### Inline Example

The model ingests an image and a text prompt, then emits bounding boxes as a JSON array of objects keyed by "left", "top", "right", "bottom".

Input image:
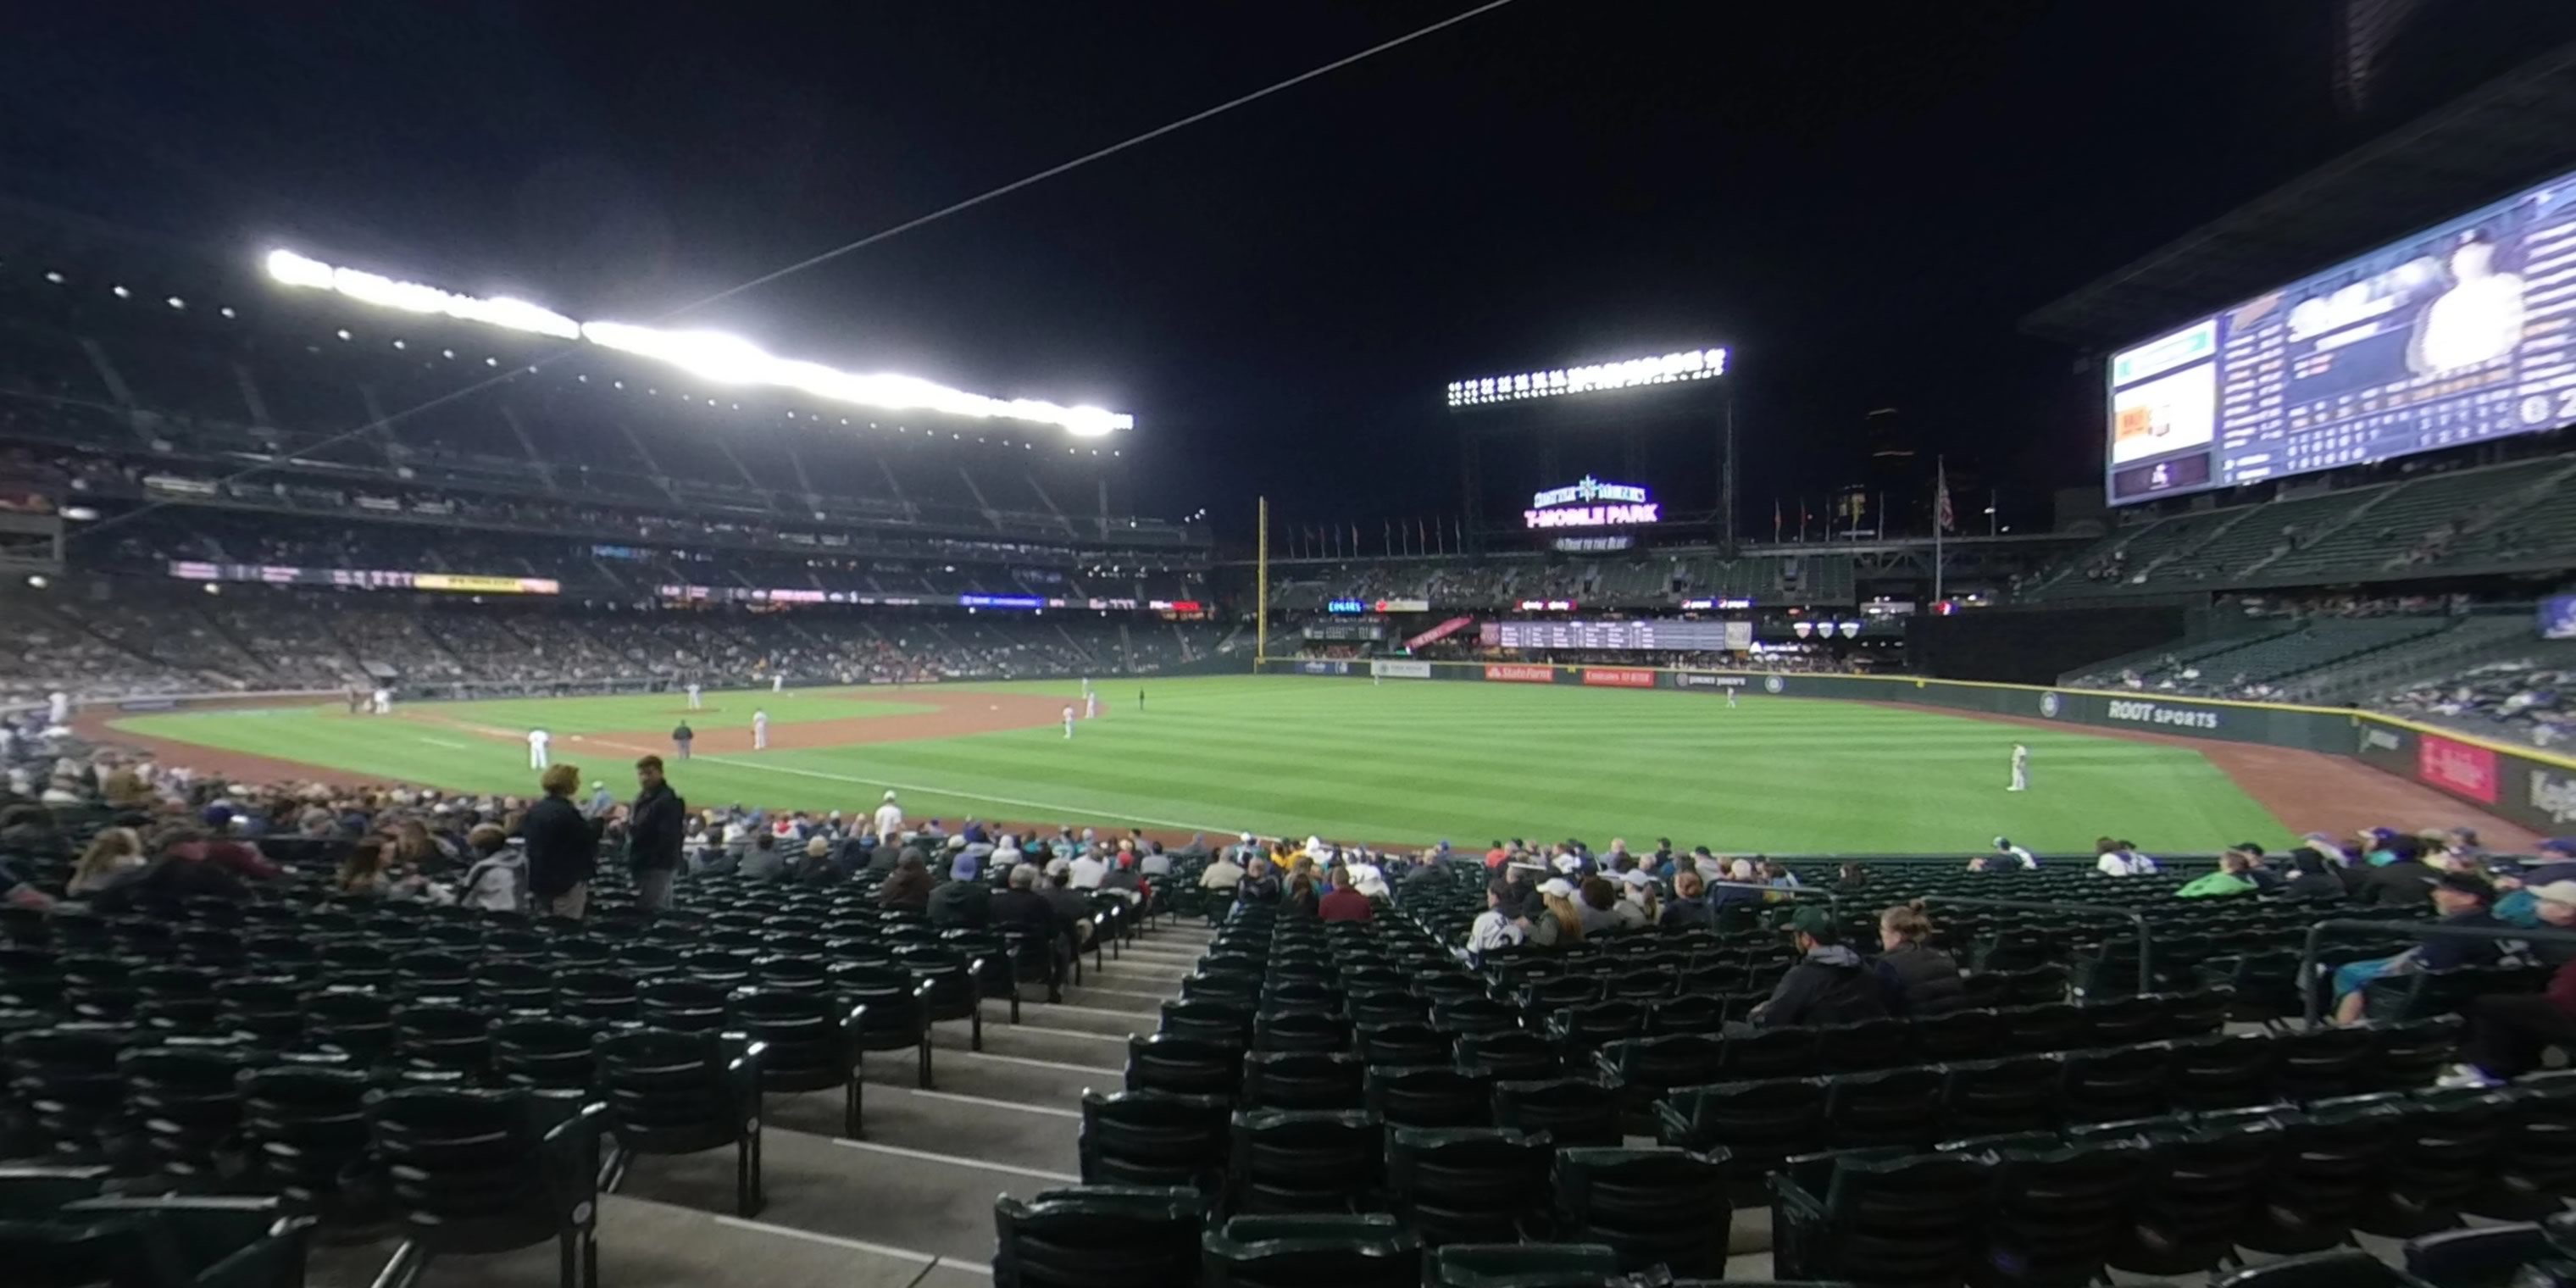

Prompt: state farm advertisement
[
  {"left": 2418, "top": 734, "right": 2501, "bottom": 804},
  {"left": 1581, "top": 668, "right": 1657, "bottom": 689},
  {"left": 1484, "top": 664, "right": 1555, "bottom": 684}
]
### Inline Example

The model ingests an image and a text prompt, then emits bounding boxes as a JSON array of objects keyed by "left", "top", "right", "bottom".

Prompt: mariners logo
[
  {"left": 1763, "top": 676, "right": 1785, "bottom": 694},
  {"left": 2040, "top": 692, "right": 2062, "bottom": 719}
]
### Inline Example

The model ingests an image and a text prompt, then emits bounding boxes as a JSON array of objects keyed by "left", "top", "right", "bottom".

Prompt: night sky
[{"left": 3, "top": 2, "right": 2564, "bottom": 543}]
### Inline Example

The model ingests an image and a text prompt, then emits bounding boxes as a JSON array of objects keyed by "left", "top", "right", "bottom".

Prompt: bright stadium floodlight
[
  {"left": 265, "top": 247, "right": 1132, "bottom": 436},
  {"left": 1446, "top": 347, "right": 1728, "bottom": 408}
]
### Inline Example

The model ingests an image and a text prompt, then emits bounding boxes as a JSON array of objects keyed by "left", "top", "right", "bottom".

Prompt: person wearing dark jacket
[
  {"left": 2333, "top": 872, "right": 2504, "bottom": 1023},
  {"left": 2451, "top": 880, "right": 2576, "bottom": 1082},
  {"left": 625, "top": 756, "right": 686, "bottom": 911},
  {"left": 2361, "top": 837, "right": 2440, "bottom": 907},
  {"left": 929, "top": 853, "right": 993, "bottom": 928},
  {"left": 1750, "top": 906, "right": 1888, "bottom": 1029},
  {"left": 1660, "top": 870, "right": 1714, "bottom": 928},
  {"left": 522, "top": 763, "right": 602, "bottom": 919},
  {"left": 878, "top": 854, "right": 933, "bottom": 911},
  {"left": 1874, "top": 904, "right": 1965, "bottom": 1017},
  {"left": 2282, "top": 848, "right": 2346, "bottom": 899},
  {"left": 991, "top": 863, "right": 1063, "bottom": 1002}
]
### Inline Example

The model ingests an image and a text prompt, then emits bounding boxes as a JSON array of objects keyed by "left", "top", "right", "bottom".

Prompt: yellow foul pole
[{"left": 1255, "top": 496, "right": 1269, "bottom": 667}]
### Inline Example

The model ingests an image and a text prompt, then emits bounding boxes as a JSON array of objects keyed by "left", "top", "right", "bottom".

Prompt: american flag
[{"left": 1935, "top": 459, "right": 1955, "bottom": 534}]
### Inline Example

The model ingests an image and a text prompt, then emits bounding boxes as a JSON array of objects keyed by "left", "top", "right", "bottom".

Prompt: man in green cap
[{"left": 1747, "top": 904, "right": 1889, "bottom": 1029}]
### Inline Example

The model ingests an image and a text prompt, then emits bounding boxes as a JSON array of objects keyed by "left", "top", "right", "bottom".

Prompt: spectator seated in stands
[
  {"left": 1319, "top": 865, "right": 1372, "bottom": 922},
  {"left": 2449, "top": 880, "right": 2576, "bottom": 1085},
  {"left": 929, "top": 850, "right": 991, "bottom": 927},
  {"left": 2283, "top": 847, "right": 2346, "bottom": 898},
  {"left": 2176, "top": 850, "right": 2258, "bottom": 898},
  {"left": 65, "top": 825, "right": 145, "bottom": 899},
  {"left": 877, "top": 852, "right": 931, "bottom": 911},
  {"left": 1529, "top": 877, "right": 1584, "bottom": 948},
  {"left": 1874, "top": 903, "right": 1964, "bottom": 1017},
  {"left": 2332, "top": 872, "right": 2502, "bottom": 1024},
  {"left": 2496, "top": 836, "right": 2576, "bottom": 928},
  {"left": 1746, "top": 905, "right": 1886, "bottom": 1030},
  {"left": 1660, "top": 869, "right": 1712, "bottom": 927},
  {"left": 2360, "top": 833, "right": 2442, "bottom": 905},
  {"left": 991, "top": 863, "right": 1064, "bottom": 1002},
  {"left": 1040, "top": 860, "right": 1095, "bottom": 947},
  {"left": 455, "top": 825, "right": 526, "bottom": 913},
  {"left": 1574, "top": 874, "right": 1629, "bottom": 935},
  {"left": 1462, "top": 879, "right": 1526, "bottom": 963}
]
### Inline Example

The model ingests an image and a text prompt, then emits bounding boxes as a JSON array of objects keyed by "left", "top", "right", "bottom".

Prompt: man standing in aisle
[
  {"left": 686, "top": 682, "right": 702, "bottom": 711},
  {"left": 672, "top": 720, "right": 693, "bottom": 760},
  {"left": 752, "top": 709, "right": 769, "bottom": 751},
  {"left": 873, "top": 791, "right": 903, "bottom": 841},
  {"left": 2007, "top": 743, "right": 2029, "bottom": 792},
  {"left": 526, "top": 727, "right": 552, "bottom": 770},
  {"left": 628, "top": 754, "right": 686, "bottom": 912}
]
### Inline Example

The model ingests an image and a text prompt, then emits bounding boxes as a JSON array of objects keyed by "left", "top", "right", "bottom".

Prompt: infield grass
[{"left": 109, "top": 676, "right": 2287, "bottom": 854}]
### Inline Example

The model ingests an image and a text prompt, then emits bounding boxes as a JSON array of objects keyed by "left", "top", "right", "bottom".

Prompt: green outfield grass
[{"left": 110, "top": 676, "right": 2287, "bottom": 854}]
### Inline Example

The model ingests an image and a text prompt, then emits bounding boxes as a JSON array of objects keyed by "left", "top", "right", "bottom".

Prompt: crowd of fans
[
  {"left": 11, "top": 705, "right": 2571, "bottom": 1089},
  {"left": 2380, "top": 649, "right": 2576, "bottom": 747},
  {"left": 0, "top": 592, "right": 1228, "bottom": 704}
]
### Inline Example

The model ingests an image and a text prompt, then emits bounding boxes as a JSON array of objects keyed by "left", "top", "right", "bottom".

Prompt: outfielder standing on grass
[
  {"left": 526, "top": 727, "right": 551, "bottom": 769},
  {"left": 752, "top": 708, "right": 769, "bottom": 751},
  {"left": 686, "top": 682, "right": 702, "bottom": 710},
  {"left": 672, "top": 721, "right": 693, "bottom": 760},
  {"left": 2008, "top": 743, "right": 2029, "bottom": 792},
  {"left": 1063, "top": 704, "right": 1075, "bottom": 740}
]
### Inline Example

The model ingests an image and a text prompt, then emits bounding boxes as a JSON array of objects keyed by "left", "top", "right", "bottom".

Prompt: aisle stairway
[{"left": 294, "top": 920, "right": 1219, "bottom": 1287}]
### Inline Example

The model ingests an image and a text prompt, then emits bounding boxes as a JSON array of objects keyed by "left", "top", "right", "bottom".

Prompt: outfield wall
[{"left": 1262, "top": 658, "right": 2576, "bottom": 836}]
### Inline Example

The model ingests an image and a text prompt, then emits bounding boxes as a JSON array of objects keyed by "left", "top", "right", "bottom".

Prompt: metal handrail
[
  {"left": 2296, "top": 918, "right": 2576, "bottom": 1028},
  {"left": 1920, "top": 895, "right": 2155, "bottom": 996},
  {"left": 1702, "top": 881, "right": 1842, "bottom": 920}
]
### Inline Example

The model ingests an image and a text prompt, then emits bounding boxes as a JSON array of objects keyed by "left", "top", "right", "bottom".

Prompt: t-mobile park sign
[{"left": 1524, "top": 476, "right": 1658, "bottom": 529}]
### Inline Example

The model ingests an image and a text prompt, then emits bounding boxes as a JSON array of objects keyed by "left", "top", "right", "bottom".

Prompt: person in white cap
[
  {"left": 1529, "top": 877, "right": 1584, "bottom": 947},
  {"left": 872, "top": 791, "right": 903, "bottom": 841},
  {"left": 525, "top": 727, "right": 551, "bottom": 769}
]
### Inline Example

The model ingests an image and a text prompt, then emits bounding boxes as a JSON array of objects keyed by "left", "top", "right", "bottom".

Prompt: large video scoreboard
[{"left": 2107, "top": 165, "right": 2576, "bottom": 503}]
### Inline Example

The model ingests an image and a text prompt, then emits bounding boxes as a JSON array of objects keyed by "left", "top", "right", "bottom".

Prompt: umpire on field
[{"left": 628, "top": 754, "right": 687, "bottom": 911}]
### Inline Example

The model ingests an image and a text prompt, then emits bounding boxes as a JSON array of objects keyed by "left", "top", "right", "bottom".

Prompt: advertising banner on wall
[
  {"left": 1484, "top": 664, "right": 1556, "bottom": 684},
  {"left": 2418, "top": 734, "right": 2501, "bottom": 804},
  {"left": 1369, "top": 660, "right": 1433, "bottom": 680},
  {"left": 1674, "top": 673, "right": 1750, "bottom": 690},
  {"left": 1581, "top": 668, "right": 1657, "bottom": 688},
  {"left": 1297, "top": 660, "right": 1351, "bottom": 676}
]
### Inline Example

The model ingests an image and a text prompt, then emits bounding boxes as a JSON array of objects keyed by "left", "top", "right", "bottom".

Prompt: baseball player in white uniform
[
  {"left": 47, "top": 690, "right": 71, "bottom": 727},
  {"left": 752, "top": 709, "right": 769, "bottom": 751},
  {"left": 686, "top": 683, "right": 702, "bottom": 710},
  {"left": 372, "top": 687, "right": 392, "bottom": 715},
  {"left": 1063, "top": 705, "right": 1075, "bottom": 740},
  {"left": 771, "top": 675, "right": 784, "bottom": 693},
  {"left": 2008, "top": 744, "right": 2029, "bottom": 792},
  {"left": 526, "top": 728, "right": 551, "bottom": 769},
  {"left": 1084, "top": 691, "right": 1099, "bottom": 720}
]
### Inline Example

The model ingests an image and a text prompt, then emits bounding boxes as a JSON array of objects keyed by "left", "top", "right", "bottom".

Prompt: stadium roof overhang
[{"left": 2021, "top": 40, "right": 2576, "bottom": 351}]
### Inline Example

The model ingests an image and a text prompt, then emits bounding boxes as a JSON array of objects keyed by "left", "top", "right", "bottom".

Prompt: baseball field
[{"left": 90, "top": 675, "right": 2308, "bottom": 855}]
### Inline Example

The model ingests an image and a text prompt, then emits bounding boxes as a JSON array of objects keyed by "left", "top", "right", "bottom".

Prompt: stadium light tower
[
  {"left": 264, "top": 248, "right": 1132, "bottom": 437},
  {"left": 1445, "top": 345, "right": 1736, "bottom": 554}
]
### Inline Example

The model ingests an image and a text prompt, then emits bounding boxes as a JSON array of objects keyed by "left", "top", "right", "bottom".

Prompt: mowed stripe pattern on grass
[{"left": 112, "top": 677, "right": 2286, "bottom": 853}]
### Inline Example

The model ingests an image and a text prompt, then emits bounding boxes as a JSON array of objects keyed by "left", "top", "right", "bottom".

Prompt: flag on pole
[{"left": 1935, "top": 459, "right": 1956, "bottom": 534}]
